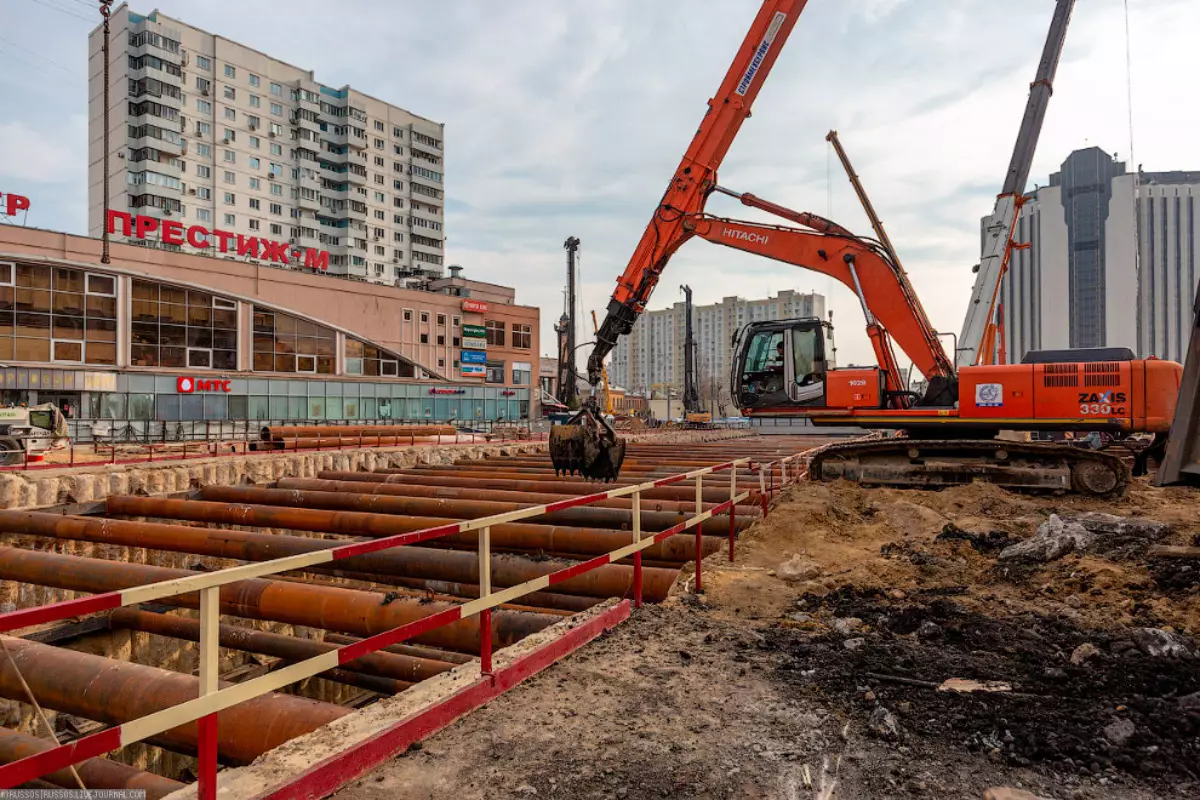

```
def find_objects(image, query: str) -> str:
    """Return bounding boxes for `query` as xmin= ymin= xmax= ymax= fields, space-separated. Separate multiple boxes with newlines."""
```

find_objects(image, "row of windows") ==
xmin=481 ymin=321 xmax=532 ymax=350
xmin=93 ymin=393 xmax=524 ymax=422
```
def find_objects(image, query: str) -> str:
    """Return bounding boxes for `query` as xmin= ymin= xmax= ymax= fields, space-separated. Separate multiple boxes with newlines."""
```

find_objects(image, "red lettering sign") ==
xmin=461 ymin=299 xmax=488 ymax=313
xmin=178 ymin=376 xmax=231 ymax=393
xmin=105 ymin=210 xmax=329 ymax=271
xmin=1 ymin=192 xmax=31 ymax=217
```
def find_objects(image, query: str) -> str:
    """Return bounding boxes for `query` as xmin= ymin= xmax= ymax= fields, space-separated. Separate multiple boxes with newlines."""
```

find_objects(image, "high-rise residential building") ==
xmin=998 ymin=146 xmax=1198 ymax=364
xmin=610 ymin=290 xmax=825 ymax=411
xmin=88 ymin=5 xmax=446 ymax=288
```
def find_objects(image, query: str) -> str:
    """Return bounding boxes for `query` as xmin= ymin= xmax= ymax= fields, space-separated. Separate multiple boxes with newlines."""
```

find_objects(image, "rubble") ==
xmin=777 ymin=553 xmax=823 ymax=583
xmin=1069 ymin=642 xmax=1100 ymax=665
xmin=999 ymin=511 xmax=1172 ymax=563
xmin=866 ymin=706 xmax=901 ymax=740
xmin=1103 ymin=718 xmax=1137 ymax=745
xmin=1131 ymin=627 xmax=1197 ymax=659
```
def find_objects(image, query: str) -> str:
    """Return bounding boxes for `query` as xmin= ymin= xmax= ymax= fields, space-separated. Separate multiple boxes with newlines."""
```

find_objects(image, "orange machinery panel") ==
xmin=826 ymin=367 xmax=884 ymax=409
xmin=1031 ymin=360 xmax=1132 ymax=425
xmin=957 ymin=364 xmax=1035 ymax=419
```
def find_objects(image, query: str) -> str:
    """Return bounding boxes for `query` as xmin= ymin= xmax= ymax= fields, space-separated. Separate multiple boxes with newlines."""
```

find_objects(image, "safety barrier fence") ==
xmin=0 ymin=451 xmax=808 ymax=798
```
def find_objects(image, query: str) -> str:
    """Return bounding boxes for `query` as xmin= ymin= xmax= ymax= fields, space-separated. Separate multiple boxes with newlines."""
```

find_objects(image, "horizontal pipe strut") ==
xmin=0 ymin=727 xmax=184 ymax=799
xmin=105 ymin=495 xmax=721 ymax=563
xmin=0 ymin=635 xmax=349 ymax=766
xmin=196 ymin=485 xmax=747 ymax=537
xmin=2 ymin=511 xmax=672 ymax=602
xmin=0 ymin=547 xmax=558 ymax=654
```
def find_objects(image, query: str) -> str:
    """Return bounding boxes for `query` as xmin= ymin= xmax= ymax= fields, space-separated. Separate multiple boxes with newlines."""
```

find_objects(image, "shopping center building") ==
xmin=0 ymin=222 xmax=539 ymax=440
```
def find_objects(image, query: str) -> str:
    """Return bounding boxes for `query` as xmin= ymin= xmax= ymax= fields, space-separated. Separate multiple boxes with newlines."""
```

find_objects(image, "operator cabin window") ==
xmin=485 ymin=320 xmax=505 ymax=347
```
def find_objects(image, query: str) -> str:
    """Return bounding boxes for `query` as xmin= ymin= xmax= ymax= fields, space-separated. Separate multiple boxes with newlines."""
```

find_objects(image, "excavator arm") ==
xmin=682 ymin=214 xmax=956 ymax=387
xmin=588 ymin=0 xmax=809 ymax=384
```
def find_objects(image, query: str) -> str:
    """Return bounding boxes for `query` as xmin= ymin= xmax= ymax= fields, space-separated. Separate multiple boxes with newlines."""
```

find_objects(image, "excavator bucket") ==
xmin=548 ymin=405 xmax=626 ymax=481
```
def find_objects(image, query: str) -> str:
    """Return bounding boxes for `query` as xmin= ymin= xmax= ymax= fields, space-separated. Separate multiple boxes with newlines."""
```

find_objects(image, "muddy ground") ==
xmin=335 ymin=478 xmax=1200 ymax=800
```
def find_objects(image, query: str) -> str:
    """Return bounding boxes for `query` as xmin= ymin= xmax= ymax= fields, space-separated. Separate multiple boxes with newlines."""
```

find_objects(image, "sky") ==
xmin=1 ymin=0 xmax=1198 ymax=370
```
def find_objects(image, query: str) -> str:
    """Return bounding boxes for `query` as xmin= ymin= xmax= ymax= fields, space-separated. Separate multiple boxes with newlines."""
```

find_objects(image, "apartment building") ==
xmin=998 ymin=146 xmax=1198 ymax=364
xmin=87 ymin=5 xmax=446 ymax=288
xmin=610 ymin=290 xmax=825 ymax=411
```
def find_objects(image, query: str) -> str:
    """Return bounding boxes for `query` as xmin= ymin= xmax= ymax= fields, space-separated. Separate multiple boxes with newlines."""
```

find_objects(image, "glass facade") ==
xmin=252 ymin=306 xmax=336 ymax=374
xmin=131 ymin=280 xmax=238 ymax=369
xmin=345 ymin=337 xmax=414 ymax=378
xmin=1 ymin=263 xmax=118 ymax=366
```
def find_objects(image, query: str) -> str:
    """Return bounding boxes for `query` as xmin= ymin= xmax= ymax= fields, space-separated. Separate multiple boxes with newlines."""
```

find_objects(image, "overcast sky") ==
xmin=2 ymin=0 xmax=1196 ymax=368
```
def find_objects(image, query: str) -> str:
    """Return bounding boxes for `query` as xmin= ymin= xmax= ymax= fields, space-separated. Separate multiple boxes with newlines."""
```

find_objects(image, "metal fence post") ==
xmin=694 ymin=473 xmax=703 ymax=593
xmin=758 ymin=464 xmax=768 ymax=517
xmin=478 ymin=526 xmax=492 ymax=676
xmin=729 ymin=464 xmax=737 ymax=562
xmin=632 ymin=491 xmax=643 ymax=608
xmin=198 ymin=586 xmax=220 ymax=800
xmin=782 ymin=458 xmax=789 ymax=486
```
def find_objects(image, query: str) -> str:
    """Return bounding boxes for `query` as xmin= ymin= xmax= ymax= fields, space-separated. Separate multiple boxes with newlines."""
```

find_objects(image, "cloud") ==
xmin=0 ymin=117 xmax=86 ymax=183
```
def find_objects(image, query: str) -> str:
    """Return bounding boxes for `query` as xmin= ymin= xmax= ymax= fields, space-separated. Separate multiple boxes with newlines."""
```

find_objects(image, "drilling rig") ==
xmin=680 ymin=285 xmax=711 ymax=424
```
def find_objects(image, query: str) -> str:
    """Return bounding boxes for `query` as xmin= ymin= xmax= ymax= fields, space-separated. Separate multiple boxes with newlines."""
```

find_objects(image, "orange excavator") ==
xmin=550 ymin=0 xmax=1184 ymax=495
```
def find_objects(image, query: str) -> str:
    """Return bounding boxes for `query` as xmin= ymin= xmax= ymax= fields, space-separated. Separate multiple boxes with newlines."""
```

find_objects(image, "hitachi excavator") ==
xmin=549 ymin=0 xmax=1184 ymax=495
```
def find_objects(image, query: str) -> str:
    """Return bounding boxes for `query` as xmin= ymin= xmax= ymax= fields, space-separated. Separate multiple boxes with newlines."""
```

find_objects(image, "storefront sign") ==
xmin=428 ymin=387 xmax=466 ymax=395
xmin=462 ymin=323 xmax=486 ymax=338
xmin=461 ymin=299 xmax=488 ymax=314
xmin=501 ymin=390 xmax=516 ymax=396
xmin=177 ymin=376 xmax=232 ymax=393
xmin=1 ymin=191 xmax=31 ymax=218
xmin=461 ymin=364 xmax=485 ymax=377
xmin=460 ymin=350 xmax=487 ymax=365
xmin=460 ymin=338 xmax=486 ymax=350
xmin=107 ymin=210 xmax=329 ymax=271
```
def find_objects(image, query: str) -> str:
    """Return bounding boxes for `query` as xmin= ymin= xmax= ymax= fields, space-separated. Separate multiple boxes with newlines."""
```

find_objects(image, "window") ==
xmin=249 ymin=198 xmax=260 ymax=210
xmin=197 ymin=55 xmax=211 ymax=70
xmin=224 ymin=107 xmax=236 ymax=121
xmin=374 ymin=120 xmax=384 ymax=132
xmin=249 ymin=94 xmax=261 ymax=109
xmin=270 ymin=82 xmax=282 ymax=96
xmin=249 ymin=156 xmax=260 ymax=169
xmin=196 ymin=187 xmax=211 ymax=200
xmin=270 ymin=223 xmax=283 ymax=235
xmin=224 ymin=213 xmax=236 ymax=225
xmin=196 ymin=165 xmax=211 ymax=178
xmin=224 ymin=64 xmax=236 ymax=78
xmin=268 ymin=203 xmax=282 ymax=215
xmin=436 ymin=334 xmax=445 ymax=345
xmin=246 ymin=114 xmax=260 ymax=129
xmin=512 ymin=323 xmax=532 ymax=349
xmin=394 ymin=145 xmax=403 ymax=155
xmin=196 ymin=121 xmax=211 ymax=136
xmin=249 ymin=178 xmax=260 ymax=190
xmin=374 ymin=156 xmax=384 ymax=167
xmin=393 ymin=198 xmax=404 ymax=208
xmin=249 ymin=306 xmax=336 ymax=374
xmin=452 ymin=316 xmax=460 ymax=328
xmin=270 ymin=102 xmax=283 ymax=116
xmin=512 ymin=361 xmax=531 ymax=385
xmin=223 ymin=128 xmax=236 ymax=142
xmin=196 ymin=208 xmax=212 ymax=222
xmin=420 ymin=312 xmax=429 ymax=323
xmin=223 ymin=85 xmax=235 ymax=100
xmin=196 ymin=99 xmax=212 ymax=114
xmin=128 ymin=281 xmax=232 ymax=369
xmin=249 ymin=73 xmax=260 ymax=87
xmin=345 ymin=338 xmax=406 ymax=377
xmin=270 ymin=141 xmax=282 ymax=155
xmin=374 ymin=138 xmax=384 ymax=149
xmin=393 ymin=127 xmax=403 ymax=138
xmin=486 ymin=361 xmax=505 ymax=384
xmin=436 ymin=314 xmax=446 ymax=326
xmin=249 ymin=219 xmax=260 ymax=231
xmin=223 ymin=170 xmax=236 ymax=184
xmin=485 ymin=320 xmax=506 ymax=347
xmin=419 ymin=333 xmax=428 ymax=344
xmin=196 ymin=77 xmax=211 ymax=93
xmin=196 ymin=142 xmax=212 ymax=157
xmin=270 ymin=184 xmax=282 ymax=197
xmin=403 ymin=309 xmax=413 ymax=321
xmin=223 ymin=149 xmax=235 ymax=163
xmin=223 ymin=192 xmax=235 ymax=204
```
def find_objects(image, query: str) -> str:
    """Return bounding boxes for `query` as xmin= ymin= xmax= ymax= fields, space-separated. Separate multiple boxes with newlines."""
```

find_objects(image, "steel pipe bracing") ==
xmin=105 ymin=496 xmax=724 ymax=563
xmin=195 ymin=485 xmax=747 ymax=537
xmin=0 ymin=727 xmax=184 ymax=799
xmin=0 ymin=547 xmax=557 ymax=654
xmin=276 ymin=477 xmax=736 ymax=516
xmin=0 ymin=636 xmax=349 ymax=766
xmin=0 ymin=511 xmax=675 ymax=603
xmin=261 ymin=424 xmax=456 ymax=440
xmin=315 ymin=470 xmax=755 ymax=506
xmin=108 ymin=608 xmax=453 ymax=683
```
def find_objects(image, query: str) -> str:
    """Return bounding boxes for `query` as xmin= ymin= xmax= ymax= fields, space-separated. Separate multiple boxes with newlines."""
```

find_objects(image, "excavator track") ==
xmin=809 ymin=438 xmax=1130 ymax=498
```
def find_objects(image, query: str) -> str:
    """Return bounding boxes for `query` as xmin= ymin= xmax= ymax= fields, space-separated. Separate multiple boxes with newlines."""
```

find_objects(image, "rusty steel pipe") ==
xmin=317 ymin=470 xmax=756 ymax=506
xmin=275 ymin=477 xmax=737 ymax=516
xmin=0 ymin=547 xmax=557 ymax=654
xmin=109 ymin=608 xmax=452 ymax=683
xmin=106 ymin=495 xmax=723 ymax=564
xmin=196 ymin=485 xmax=747 ymax=537
xmin=262 ymin=437 xmax=442 ymax=450
xmin=262 ymin=424 xmax=455 ymax=440
xmin=383 ymin=467 xmax=764 ymax=490
xmin=376 ymin=576 xmax=599 ymax=612
xmin=320 ymin=633 xmax=474 ymax=665
xmin=0 ymin=636 xmax=348 ymax=766
xmin=0 ymin=727 xmax=184 ymax=798
xmin=4 ymin=511 xmax=668 ymax=602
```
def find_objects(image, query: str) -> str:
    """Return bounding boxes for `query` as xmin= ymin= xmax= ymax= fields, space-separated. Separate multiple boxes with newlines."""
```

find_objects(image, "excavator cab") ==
xmin=732 ymin=318 xmax=832 ymax=411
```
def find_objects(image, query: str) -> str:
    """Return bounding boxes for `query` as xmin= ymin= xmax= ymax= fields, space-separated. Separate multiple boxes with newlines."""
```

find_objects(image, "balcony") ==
xmin=345 ymin=167 xmax=367 ymax=185
xmin=298 ymin=193 xmax=322 ymax=212
xmin=347 ymin=128 xmax=367 ymax=149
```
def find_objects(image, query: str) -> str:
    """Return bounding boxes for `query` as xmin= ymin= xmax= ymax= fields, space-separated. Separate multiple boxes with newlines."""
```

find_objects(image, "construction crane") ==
xmin=555 ymin=237 xmax=581 ymax=409
xmin=958 ymin=0 xmax=1077 ymax=367
xmin=680 ymin=285 xmax=711 ymax=424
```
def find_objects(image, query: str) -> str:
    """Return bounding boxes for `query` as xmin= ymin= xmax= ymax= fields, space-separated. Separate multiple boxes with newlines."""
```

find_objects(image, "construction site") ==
xmin=2 ymin=0 xmax=1200 ymax=798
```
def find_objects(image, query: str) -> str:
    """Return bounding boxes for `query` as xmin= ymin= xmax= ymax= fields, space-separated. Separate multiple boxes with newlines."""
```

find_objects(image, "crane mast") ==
xmin=958 ymin=0 xmax=1076 ymax=367
xmin=680 ymin=285 xmax=702 ymax=414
